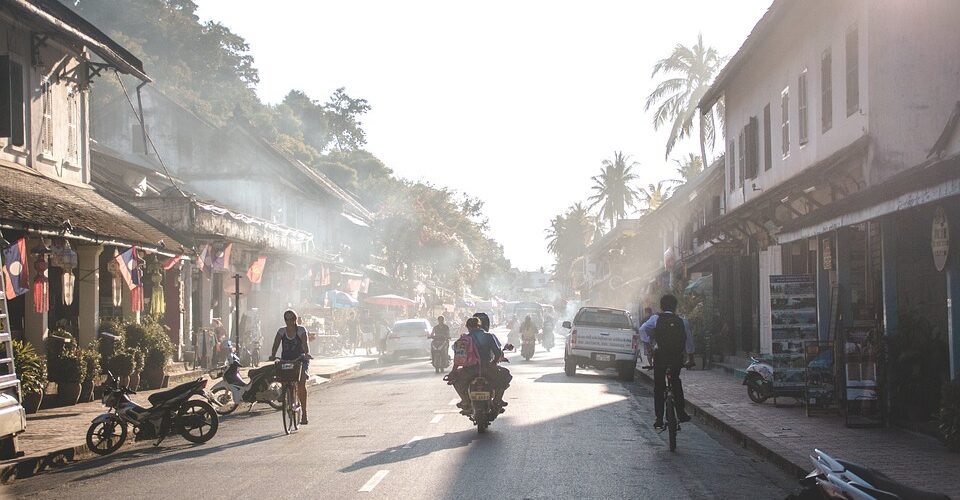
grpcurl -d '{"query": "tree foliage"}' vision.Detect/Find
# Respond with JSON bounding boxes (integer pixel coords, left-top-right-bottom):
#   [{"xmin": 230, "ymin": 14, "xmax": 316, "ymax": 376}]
[{"xmin": 588, "ymin": 151, "xmax": 641, "ymax": 231}]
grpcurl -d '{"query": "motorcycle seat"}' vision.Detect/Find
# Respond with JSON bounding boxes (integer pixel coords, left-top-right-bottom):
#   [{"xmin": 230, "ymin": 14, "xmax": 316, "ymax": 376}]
[
  {"xmin": 839, "ymin": 460, "xmax": 950, "ymax": 500},
  {"xmin": 147, "ymin": 379, "xmax": 203, "ymax": 406}
]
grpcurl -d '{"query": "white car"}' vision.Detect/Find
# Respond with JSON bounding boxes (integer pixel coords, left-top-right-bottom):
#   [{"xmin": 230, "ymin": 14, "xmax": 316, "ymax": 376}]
[
  {"xmin": 563, "ymin": 307, "xmax": 639, "ymax": 381},
  {"xmin": 384, "ymin": 319, "xmax": 432, "ymax": 359}
]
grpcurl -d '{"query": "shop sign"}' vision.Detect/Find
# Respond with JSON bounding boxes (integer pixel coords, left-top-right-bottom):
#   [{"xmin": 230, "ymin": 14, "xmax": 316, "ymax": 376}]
[
  {"xmin": 932, "ymin": 208, "xmax": 950, "ymax": 272},
  {"xmin": 822, "ymin": 238, "xmax": 833, "ymax": 271}
]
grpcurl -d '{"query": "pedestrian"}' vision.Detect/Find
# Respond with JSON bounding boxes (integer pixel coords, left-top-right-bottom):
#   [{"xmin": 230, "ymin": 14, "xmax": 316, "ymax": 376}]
[{"xmin": 269, "ymin": 309, "xmax": 311, "ymax": 425}]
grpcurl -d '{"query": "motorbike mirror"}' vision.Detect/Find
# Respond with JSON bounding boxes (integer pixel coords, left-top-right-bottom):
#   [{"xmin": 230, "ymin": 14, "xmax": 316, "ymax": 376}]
[{"xmin": 561, "ymin": 321, "xmax": 571, "ymax": 329}]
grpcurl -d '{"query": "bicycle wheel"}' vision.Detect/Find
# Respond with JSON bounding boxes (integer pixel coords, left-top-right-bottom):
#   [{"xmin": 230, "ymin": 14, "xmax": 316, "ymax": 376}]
[
  {"xmin": 666, "ymin": 395, "xmax": 678, "ymax": 452},
  {"xmin": 282, "ymin": 384, "xmax": 296, "ymax": 435}
]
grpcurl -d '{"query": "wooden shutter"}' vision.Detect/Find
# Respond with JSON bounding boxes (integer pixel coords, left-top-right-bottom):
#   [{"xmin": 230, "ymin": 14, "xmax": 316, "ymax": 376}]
[
  {"xmin": 746, "ymin": 117, "xmax": 759, "ymax": 179},
  {"xmin": 9, "ymin": 60, "xmax": 23, "ymax": 147}
]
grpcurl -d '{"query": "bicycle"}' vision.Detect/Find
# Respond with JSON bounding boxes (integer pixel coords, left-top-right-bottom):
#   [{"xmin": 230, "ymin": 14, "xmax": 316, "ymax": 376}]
[
  {"xmin": 643, "ymin": 362, "xmax": 692, "ymax": 452},
  {"xmin": 274, "ymin": 354, "xmax": 311, "ymax": 435}
]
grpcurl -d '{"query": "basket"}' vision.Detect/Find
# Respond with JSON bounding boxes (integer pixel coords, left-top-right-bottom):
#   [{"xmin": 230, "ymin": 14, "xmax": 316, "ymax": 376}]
[{"xmin": 277, "ymin": 360, "xmax": 303, "ymax": 382}]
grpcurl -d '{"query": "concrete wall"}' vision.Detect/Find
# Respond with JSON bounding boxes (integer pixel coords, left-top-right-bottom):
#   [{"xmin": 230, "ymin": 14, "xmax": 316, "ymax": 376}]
[{"xmin": 723, "ymin": 0, "xmax": 868, "ymax": 212}]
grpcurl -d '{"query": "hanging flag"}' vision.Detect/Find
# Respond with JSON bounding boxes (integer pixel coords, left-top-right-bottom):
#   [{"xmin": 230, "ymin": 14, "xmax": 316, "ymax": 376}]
[
  {"xmin": 2, "ymin": 238, "xmax": 29, "ymax": 300},
  {"xmin": 161, "ymin": 255, "xmax": 182, "ymax": 271},
  {"xmin": 247, "ymin": 255, "xmax": 266, "ymax": 284},
  {"xmin": 212, "ymin": 243, "xmax": 232, "ymax": 270},
  {"xmin": 113, "ymin": 247, "xmax": 137, "ymax": 290},
  {"xmin": 197, "ymin": 244, "xmax": 210, "ymax": 272},
  {"xmin": 316, "ymin": 264, "xmax": 331, "ymax": 287}
]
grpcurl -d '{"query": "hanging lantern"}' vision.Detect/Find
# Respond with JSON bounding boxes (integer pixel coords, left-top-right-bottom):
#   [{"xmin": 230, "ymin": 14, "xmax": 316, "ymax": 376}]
[
  {"xmin": 62, "ymin": 269, "xmax": 76, "ymax": 306},
  {"xmin": 31, "ymin": 252, "xmax": 49, "ymax": 314},
  {"xmin": 107, "ymin": 252, "xmax": 122, "ymax": 307},
  {"xmin": 130, "ymin": 252, "xmax": 144, "ymax": 313},
  {"xmin": 51, "ymin": 239, "xmax": 78, "ymax": 306},
  {"xmin": 149, "ymin": 267, "xmax": 165, "ymax": 316}
]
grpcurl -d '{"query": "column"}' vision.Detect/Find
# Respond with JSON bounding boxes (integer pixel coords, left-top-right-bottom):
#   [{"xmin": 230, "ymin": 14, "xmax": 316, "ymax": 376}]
[
  {"xmin": 121, "ymin": 280, "xmax": 140, "ymax": 324},
  {"xmin": 181, "ymin": 263, "xmax": 193, "ymax": 356},
  {"xmin": 836, "ymin": 228, "xmax": 853, "ymax": 329},
  {"xmin": 23, "ymin": 238, "xmax": 47, "ymax": 350},
  {"xmin": 949, "ymin": 260, "xmax": 960, "ymax": 380},
  {"xmin": 76, "ymin": 244, "xmax": 103, "ymax": 347},
  {"xmin": 817, "ymin": 234, "xmax": 833, "ymax": 340},
  {"xmin": 163, "ymin": 261, "xmax": 183, "ymax": 360},
  {"xmin": 880, "ymin": 216, "xmax": 899, "ymax": 337},
  {"xmin": 199, "ymin": 270, "xmax": 212, "ymax": 327}
]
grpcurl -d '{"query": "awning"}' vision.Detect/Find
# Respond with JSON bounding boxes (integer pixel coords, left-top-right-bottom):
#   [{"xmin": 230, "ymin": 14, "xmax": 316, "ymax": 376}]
[
  {"xmin": 341, "ymin": 212, "xmax": 370, "ymax": 228},
  {"xmin": 0, "ymin": 165, "xmax": 187, "ymax": 255}
]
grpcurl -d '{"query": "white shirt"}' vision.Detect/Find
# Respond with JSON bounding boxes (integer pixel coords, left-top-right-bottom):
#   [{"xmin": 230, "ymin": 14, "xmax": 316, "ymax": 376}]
[{"xmin": 638, "ymin": 313, "xmax": 695, "ymax": 354}]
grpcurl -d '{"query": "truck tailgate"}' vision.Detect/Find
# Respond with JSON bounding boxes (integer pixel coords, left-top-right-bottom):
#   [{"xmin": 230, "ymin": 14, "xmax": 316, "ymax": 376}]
[{"xmin": 573, "ymin": 326, "xmax": 634, "ymax": 353}]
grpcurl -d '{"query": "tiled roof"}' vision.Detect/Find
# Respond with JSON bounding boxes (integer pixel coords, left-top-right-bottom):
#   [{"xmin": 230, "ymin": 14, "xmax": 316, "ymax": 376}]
[{"xmin": 0, "ymin": 165, "xmax": 188, "ymax": 253}]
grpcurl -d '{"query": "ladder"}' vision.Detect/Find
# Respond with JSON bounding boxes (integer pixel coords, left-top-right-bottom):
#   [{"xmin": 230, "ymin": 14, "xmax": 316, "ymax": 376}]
[
  {"xmin": 0, "ymin": 265, "xmax": 18, "ymax": 398},
  {"xmin": 0, "ymin": 250, "xmax": 25, "ymax": 459}
]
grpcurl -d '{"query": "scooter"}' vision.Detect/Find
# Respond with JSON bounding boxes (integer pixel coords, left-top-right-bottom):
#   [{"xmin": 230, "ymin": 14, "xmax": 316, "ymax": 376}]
[
  {"xmin": 431, "ymin": 337, "xmax": 450, "ymax": 374},
  {"xmin": 541, "ymin": 324, "xmax": 555, "ymax": 351},
  {"xmin": 787, "ymin": 448, "xmax": 949, "ymax": 499},
  {"xmin": 86, "ymin": 371, "xmax": 219, "ymax": 456},
  {"xmin": 209, "ymin": 353, "xmax": 284, "ymax": 415},
  {"xmin": 743, "ymin": 355, "xmax": 805, "ymax": 404},
  {"xmin": 521, "ymin": 333, "xmax": 536, "ymax": 361}
]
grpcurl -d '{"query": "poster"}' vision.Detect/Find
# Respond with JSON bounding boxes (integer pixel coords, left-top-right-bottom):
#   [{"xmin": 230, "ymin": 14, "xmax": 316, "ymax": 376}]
[
  {"xmin": 843, "ymin": 325, "xmax": 882, "ymax": 427},
  {"xmin": 769, "ymin": 275, "xmax": 818, "ymax": 390}
]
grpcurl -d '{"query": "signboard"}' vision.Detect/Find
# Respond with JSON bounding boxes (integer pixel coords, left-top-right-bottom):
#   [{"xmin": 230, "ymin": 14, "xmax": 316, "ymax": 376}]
[
  {"xmin": 769, "ymin": 275, "xmax": 819, "ymax": 391},
  {"xmin": 842, "ymin": 325, "xmax": 882, "ymax": 427},
  {"xmin": 933, "ymin": 207, "xmax": 950, "ymax": 272},
  {"xmin": 822, "ymin": 238, "xmax": 834, "ymax": 271},
  {"xmin": 805, "ymin": 341, "xmax": 837, "ymax": 416}
]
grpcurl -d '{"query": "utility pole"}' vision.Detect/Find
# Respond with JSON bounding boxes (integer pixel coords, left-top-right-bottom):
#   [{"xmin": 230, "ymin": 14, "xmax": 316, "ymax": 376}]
[{"xmin": 233, "ymin": 273, "xmax": 242, "ymax": 351}]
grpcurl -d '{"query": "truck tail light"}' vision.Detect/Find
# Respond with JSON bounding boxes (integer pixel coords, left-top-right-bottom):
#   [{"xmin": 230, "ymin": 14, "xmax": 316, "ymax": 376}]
[{"xmin": 570, "ymin": 329, "xmax": 577, "ymax": 346}]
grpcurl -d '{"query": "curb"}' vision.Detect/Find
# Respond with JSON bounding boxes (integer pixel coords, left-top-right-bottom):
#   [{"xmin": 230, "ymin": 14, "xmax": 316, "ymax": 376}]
[
  {"xmin": 0, "ymin": 359, "xmax": 379, "ymax": 484},
  {"xmin": 634, "ymin": 368, "xmax": 808, "ymax": 479}
]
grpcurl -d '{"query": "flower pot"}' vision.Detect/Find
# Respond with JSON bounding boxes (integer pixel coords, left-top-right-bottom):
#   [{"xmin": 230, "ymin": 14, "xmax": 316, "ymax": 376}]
[
  {"xmin": 79, "ymin": 380, "xmax": 95, "ymax": 403},
  {"xmin": 129, "ymin": 371, "xmax": 141, "ymax": 391},
  {"xmin": 143, "ymin": 367, "xmax": 165, "ymax": 390},
  {"xmin": 58, "ymin": 382, "xmax": 82, "ymax": 406},
  {"xmin": 22, "ymin": 391, "xmax": 43, "ymax": 414},
  {"xmin": 119, "ymin": 375, "xmax": 130, "ymax": 389}
]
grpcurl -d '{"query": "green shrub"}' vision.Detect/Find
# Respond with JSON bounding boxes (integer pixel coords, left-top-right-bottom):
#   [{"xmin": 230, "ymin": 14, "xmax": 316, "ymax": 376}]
[
  {"xmin": 130, "ymin": 348, "xmax": 144, "ymax": 373},
  {"xmin": 45, "ymin": 329, "xmax": 79, "ymax": 384},
  {"xmin": 12, "ymin": 341, "xmax": 46, "ymax": 395},
  {"xmin": 81, "ymin": 343, "xmax": 101, "ymax": 383},
  {"xmin": 57, "ymin": 349, "xmax": 86, "ymax": 384},
  {"xmin": 939, "ymin": 380, "xmax": 960, "ymax": 452},
  {"xmin": 107, "ymin": 351, "xmax": 134, "ymax": 377}
]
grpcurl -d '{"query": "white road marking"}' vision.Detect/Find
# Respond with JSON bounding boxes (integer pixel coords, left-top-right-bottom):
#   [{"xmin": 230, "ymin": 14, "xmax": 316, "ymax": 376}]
[
  {"xmin": 448, "ymin": 398, "xmax": 459, "ymax": 405},
  {"xmin": 403, "ymin": 436, "xmax": 423, "ymax": 448},
  {"xmin": 430, "ymin": 414, "xmax": 444, "ymax": 424},
  {"xmin": 359, "ymin": 470, "xmax": 390, "ymax": 492}
]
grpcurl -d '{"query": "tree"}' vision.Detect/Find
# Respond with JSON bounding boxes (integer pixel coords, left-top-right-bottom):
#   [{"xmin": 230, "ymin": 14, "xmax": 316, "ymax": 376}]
[
  {"xmin": 587, "ymin": 152, "xmax": 641, "ymax": 231},
  {"xmin": 673, "ymin": 153, "xmax": 704, "ymax": 183},
  {"xmin": 637, "ymin": 180, "xmax": 678, "ymax": 215},
  {"xmin": 644, "ymin": 33, "xmax": 725, "ymax": 165},
  {"xmin": 323, "ymin": 87, "xmax": 371, "ymax": 152},
  {"xmin": 545, "ymin": 203, "xmax": 599, "ymax": 289}
]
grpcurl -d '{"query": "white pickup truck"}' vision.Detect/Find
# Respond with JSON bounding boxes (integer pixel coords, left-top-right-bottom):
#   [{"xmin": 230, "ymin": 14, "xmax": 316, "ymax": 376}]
[{"xmin": 562, "ymin": 307, "xmax": 639, "ymax": 381}]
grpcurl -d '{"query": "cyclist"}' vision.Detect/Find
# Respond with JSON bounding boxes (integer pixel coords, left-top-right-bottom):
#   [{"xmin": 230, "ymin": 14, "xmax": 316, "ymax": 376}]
[
  {"xmin": 639, "ymin": 294, "xmax": 695, "ymax": 429},
  {"xmin": 269, "ymin": 309, "xmax": 311, "ymax": 425}
]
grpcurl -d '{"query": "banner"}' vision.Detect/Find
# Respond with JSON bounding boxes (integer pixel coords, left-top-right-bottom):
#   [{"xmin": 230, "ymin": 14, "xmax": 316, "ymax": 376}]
[
  {"xmin": 769, "ymin": 275, "xmax": 818, "ymax": 390},
  {"xmin": 212, "ymin": 243, "xmax": 232, "ymax": 270},
  {"xmin": 2, "ymin": 238, "xmax": 28, "ymax": 300},
  {"xmin": 247, "ymin": 256, "xmax": 266, "ymax": 284},
  {"xmin": 114, "ymin": 247, "xmax": 138, "ymax": 290}
]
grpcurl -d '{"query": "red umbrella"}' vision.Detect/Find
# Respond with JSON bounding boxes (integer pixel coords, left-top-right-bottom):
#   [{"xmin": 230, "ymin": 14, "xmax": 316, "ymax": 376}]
[{"xmin": 364, "ymin": 294, "xmax": 416, "ymax": 308}]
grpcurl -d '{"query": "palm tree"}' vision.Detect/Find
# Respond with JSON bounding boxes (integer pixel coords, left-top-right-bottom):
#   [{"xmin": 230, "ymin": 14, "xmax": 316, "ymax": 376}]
[
  {"xmin": 637, "ymin": 180, "xmax": 678, "ymax": 215},
  {"xmin": 645, "ymin": 33, "xmax": 725, "ymax": 164},
  {"xmin": 587, "ymin": 152, "xmax": 641, "ymax": 231},
  {"xmin": 673, "ymin": 153, "xmax": 704, "ymax": 183},
  {"xmin": 545, "ymin": 202, "xmax": 601, "ymax": 287},
  {"xmin": 545, "ymin": 215, "xmax": 566, "ymax": 257}
]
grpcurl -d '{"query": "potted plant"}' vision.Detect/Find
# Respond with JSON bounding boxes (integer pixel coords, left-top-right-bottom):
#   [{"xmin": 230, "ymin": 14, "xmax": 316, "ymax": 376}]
[
  {"xmin": 55, "ymin": 348, "xmax": 86, "ymax": 405},
  {"xmin": 79, "ymin": 343, "xmax": 101, "ymax": 403},
  {"xmin": 97, "ymin": 318, "xmax": 125, "ymax": 372},
  {"xmin": 129, "ymin": 348, "xmax": 144, "ymax": 391},
  {"xmin": 107, "ymin": 351, "xmax": 134, "ymax": 388},
  {"xmin": 142, "ymin": 331, "xmax": 173, "ymax": 389},
  {"xmin": 12, "ymin": 340, "xmax": 46, "ymax": 414}
]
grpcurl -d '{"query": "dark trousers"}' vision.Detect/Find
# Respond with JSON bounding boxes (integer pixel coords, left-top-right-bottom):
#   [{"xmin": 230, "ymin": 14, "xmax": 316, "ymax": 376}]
[
  {"xmin": 453, "ymin": 364, "xmax": 512, "ymax": 401},
  {"xmin": 653, "ymin": 363, "xmax": 685, "ymax": 420}
]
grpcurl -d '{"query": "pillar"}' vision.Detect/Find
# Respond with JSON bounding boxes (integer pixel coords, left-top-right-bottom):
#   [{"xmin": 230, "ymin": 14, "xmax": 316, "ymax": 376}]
[
  {"xmin": 199, "ymin": 270, "xmax": 212, "ymax": 327},
  {"xmin": 949, "ymin": 260, "xmax": 960, "ymax": 380},
  {"xmin": 121, "ymin": 280, "xmax": 140, "ymax": 324},
  {"xmin": 181, "ymin": 263, "xmax": 193, "ymax": 354},
  {"xmin": 836, "ymin": 228, "xmax": 854, "ymax": 329},
  {"xmin": 163, "ymin": 261, "xmax": 183, "ymax": 360},
  {"xmin": 817, "ymin": 234, "xmax": 833, "ymax": 340},
  {"xmin": 23, "ymin": 238, "xmax": 47, "ymax": 350},
  {"xmin": 76, "ymin": 244, "xmax": 103, "ymax": 347},
  {"xmin": 880, "ymin": 216, "xmax": 899, "ymax": 337}
]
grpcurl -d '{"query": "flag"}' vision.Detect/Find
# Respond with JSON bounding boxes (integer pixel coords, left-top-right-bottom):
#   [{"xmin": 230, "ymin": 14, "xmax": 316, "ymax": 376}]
[
  {"xmin": 161, "ymin": 255, "xmax": 182, "ymax": 271},
  {"xmin": 315, "ymin": 264, "xmax": 331, "ymax": 287},
  {"xmin": 212, "ymin": 243, "xmax": 232, "ymax": 270},
  {"xmin": 247, "ymin": 256, "xmax": 266, "ymax": 284},
  {"xmin": 130, "ymin": 250, "xmax": 143, "ymax": 312},
  {"xmin": 197, "ymin": 244, "xmax": 210, "ymax": 272},
  {"xmin": 2, "ymin": 238, "xmax": 28, "ymax": 300},
  {"xmin": 113, "ymin": 247, "xmax": 137, "ymax": 290}
]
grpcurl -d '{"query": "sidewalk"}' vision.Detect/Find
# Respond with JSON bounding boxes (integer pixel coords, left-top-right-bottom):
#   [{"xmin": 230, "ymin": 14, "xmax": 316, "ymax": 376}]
[
  {"xmin": 0, "ymin": 353, "xmax": 379, "ymax": 483},
  {"xmin": 636, "ymin": 365, "xmax": 960, "ymax": 498}
]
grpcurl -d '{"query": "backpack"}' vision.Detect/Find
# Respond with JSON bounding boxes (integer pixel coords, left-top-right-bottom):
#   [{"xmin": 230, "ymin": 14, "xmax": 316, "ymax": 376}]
[
  {"xmin": 452, "ymin": 333, "xmax": 481, "ymax": 367},
  {"xmin": 653, "ymin": 312, "xmax": 686, "ymax": 363}
]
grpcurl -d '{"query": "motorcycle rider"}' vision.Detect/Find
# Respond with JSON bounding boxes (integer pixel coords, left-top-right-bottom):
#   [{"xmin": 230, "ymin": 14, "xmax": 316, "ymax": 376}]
[
  {"xmin": 430, "ymin": 316, "xmax": 451, "ymax": 365},
  {"xmin": 269, "ymin": 309, "xmax": 312, "ymax": 425},
  {"xmin": 520, "ymin": 315, "xmax": 537, "ymax": 343},
  {"xmin": 473, "ymin": 312, "xmax": 512, "ymax": 408},
  {"xmin": 449, "ymin": 317, "xmax": 512, "ymax": 414},
  {"xmin": 639, "ymin": 294, "xmax": 695, "ymax": 429}
]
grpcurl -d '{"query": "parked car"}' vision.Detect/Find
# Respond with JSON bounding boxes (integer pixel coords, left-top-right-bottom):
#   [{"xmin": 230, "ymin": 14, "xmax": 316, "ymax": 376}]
[
  {"xmin": 563, "ymin": 307, "xmax": 638, "ymax": 381},
  {"xmin": 383, "ymin": 319, "xmax": 432, "ymax": 360}
]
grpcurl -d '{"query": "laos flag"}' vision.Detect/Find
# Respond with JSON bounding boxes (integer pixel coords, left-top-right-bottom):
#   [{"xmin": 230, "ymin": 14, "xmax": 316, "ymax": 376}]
[
  {"xmin": 114, "ymin": 247, "xmax": 138, "ymax": 291},
  {"xmin": 3, "ymin": 238, "xmax": 28, "ymax": 300}
]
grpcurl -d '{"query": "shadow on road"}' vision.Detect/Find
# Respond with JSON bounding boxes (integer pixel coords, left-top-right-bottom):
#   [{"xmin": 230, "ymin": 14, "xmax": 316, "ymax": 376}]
[
  {"xmin": 339, "ymin": 430, "xmax": 478, "ymax": 472},
  {"xmin": 532, "ymin": 371, "xmax": 619, "ymax": 384}
]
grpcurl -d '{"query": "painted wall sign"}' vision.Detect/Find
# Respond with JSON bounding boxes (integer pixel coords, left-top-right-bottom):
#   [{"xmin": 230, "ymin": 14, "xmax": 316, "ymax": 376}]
[
  {"xmin": 932, "ymin": 207, "xmax": 950, "ymax": 272},
  {"xmin": 822, "ymin": 238, "xmax": 834, "ymax": 271}
]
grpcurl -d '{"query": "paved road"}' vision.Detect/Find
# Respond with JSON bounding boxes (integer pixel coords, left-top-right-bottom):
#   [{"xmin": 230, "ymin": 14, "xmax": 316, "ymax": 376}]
[{"xmin": 6, "ymin": 328, "xmax": 796, "ymax": 499}]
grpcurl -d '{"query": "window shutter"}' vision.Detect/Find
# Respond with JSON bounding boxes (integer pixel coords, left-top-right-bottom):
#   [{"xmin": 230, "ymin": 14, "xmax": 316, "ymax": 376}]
[
  {"xmin": 10, "ymin": 60, "xmax": 23, "ymax": 147},
  {"xmin": 0, "ymin": 56, "xmax": 9, "ymax": 139},
  {"xmin": 746, "ymin": 117, "xmax": 759, "ymax": 179}
]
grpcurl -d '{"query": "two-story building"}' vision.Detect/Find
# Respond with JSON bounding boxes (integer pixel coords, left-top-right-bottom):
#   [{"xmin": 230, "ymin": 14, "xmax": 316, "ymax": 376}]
[{"xmin": 698, "ymin": 0, "xmax": 960, "ymax": 379}]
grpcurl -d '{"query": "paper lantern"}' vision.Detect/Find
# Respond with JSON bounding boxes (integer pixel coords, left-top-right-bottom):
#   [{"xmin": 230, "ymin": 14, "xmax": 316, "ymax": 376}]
[
  {"xmin": 107, "ymin": 256, "xmax": 122, "ymax": 307},
  {"xmin": 62, "ymin": 269, "xmax": 75, "ymax": 306}
]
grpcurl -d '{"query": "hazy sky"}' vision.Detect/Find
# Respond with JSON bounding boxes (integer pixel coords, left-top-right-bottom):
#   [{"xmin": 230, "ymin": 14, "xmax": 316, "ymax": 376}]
[{"xmin": 195, "ymin": 0, "xmax": 770, "ymax": 271}]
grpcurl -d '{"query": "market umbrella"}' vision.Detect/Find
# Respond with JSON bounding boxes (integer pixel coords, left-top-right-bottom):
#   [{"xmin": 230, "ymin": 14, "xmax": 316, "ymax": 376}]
[
  {"xmin": 326, "ymin": 290, "xmax": 358, "ymax": 309},
  {"xmin": 364, "ymin": 294, "xmax": 416, "ymax": 308}
]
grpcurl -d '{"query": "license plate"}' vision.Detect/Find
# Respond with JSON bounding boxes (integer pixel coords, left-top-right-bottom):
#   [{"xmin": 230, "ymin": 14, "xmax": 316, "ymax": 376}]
[
  {"xmin": 595, "ymin": 354, "xmax": 612, "ymax": 362},
  {"xmin": 281, "ymin": 363, "xmax": 295, "ymax": 370},
  {"xmin": 469, "ymin": 391, "xmax": 491, "ymax": 400}
]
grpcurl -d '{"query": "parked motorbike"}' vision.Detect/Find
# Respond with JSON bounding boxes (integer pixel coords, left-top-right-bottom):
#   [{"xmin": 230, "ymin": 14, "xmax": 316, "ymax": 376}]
[
  {"xmin": 85, "ymin": 372, "xmax": 219, "ymax": 456},
  {"xmin": 787, "ymin": 448, "xmax": 949, "ymax": 499},
  {"xmin": 743, "ymin": 356, "xmax": 805, "ymax": 404},
  {"xmin": 209, "ymin": 353, "xmax": 284, "ymax": 415},
  {"xmin": 430, "ymin": 337, "xmax": 450, "ymax": 373}
]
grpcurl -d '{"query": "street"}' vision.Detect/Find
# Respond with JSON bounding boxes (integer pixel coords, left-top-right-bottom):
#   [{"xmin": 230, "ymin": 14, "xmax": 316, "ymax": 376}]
[{"xmin": 5, "ymin": 329, "xmax": 795, "ymax": 500}]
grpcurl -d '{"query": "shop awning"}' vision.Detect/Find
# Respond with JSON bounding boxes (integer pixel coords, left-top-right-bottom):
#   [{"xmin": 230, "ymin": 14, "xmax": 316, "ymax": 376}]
[{"xmin": 0, "ymin": 165, "xmax": 188, "ymax": 255}]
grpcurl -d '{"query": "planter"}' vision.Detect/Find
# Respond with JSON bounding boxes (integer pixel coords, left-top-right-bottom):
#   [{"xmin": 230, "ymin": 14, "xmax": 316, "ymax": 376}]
[
  {"xmin": 129, "ymin": 371, "xmax": 141, "ymax": 391},
  {"xmin": 79, "ymin": 380, "xmax": 95, "ymax": 403},
  {"xmin": 119, "ymin": 375, "xmax": 130, "ymax": 389},
  {"xmin": 58, "ymin": 382, "xmax": 82, "ymax": 406},
  {"xmin": 143, "ymin": 367, "xmax": 165, "ymax": 390},
  {"xmin": 22, "ymin": 392, "xmax": 43, "ymax": 414}
]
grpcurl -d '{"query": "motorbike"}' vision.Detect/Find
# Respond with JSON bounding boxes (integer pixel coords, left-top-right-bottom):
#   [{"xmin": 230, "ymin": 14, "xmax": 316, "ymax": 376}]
[
  {"xmin": 449, "ymin": 344, "xmax": 514, "ymax": 434},
  {"xmin": 743, "ymin": 355, "xmax": 805, "ymax": 404},
  {"xmin": 787, "ymin": 448, "xmax": 949, "ymax": 500},
  {"xmin": 209, "ymin": 353, "xmax": 284, "ymax": 415},
  {"xmin": 85, "ymin": 371, "xmax": 219, "ymax": 456},
  {"xmin": 541, "ymin": 324, "xmax": 555, "ymax": 351},
  {"xmin": 430, "ymin": 337, "xmax": 450, "ymax": 373},
  {"xmin": 520, "ymin": 333, "xmax": 536, "ymax": 360}
]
